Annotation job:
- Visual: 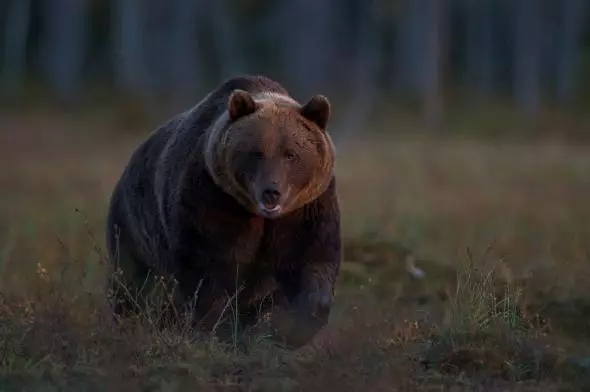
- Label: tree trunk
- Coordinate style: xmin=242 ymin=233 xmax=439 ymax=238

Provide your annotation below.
xmin=512 ymin=0 xmax=541 ymax=118
xmin=41 ymin=0 xmax=89 ymax=103
xmin=169 ymin=0 xmax=203 ymax=100
xmin=555 ymin=0 xmax=586 ymax=104
xmin=209 ymin=0 xmax=245 ymax=81
xmin=422 ymin=0 xmax=446 ymax=132
xmin=465 ymin=0 xmax=494 ymax=99
xmin=394 ymin=0 xmax=427 ymax=95
xmin=111 ymin=0 xmax=149 ymax=99
xmin=280 ymin=0 xmax=335 ymax=97
xmin=1 ymin=0 xmax=31 ymax=96
xmin=334 ymin=0 xmax=381 ymax=148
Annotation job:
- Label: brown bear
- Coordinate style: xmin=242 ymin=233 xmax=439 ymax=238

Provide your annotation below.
xmin=105 ymin=75 xmax=341 ymax=349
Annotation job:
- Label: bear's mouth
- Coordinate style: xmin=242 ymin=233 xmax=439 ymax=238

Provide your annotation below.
xmin=257 ymin=202 xmax=282 ymax=217
xmin=253 ymin=185 xmax=290 ymax=218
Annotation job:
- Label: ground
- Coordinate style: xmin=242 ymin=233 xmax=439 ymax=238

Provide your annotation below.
xmin=0 ymin=105 xmax=589 ymax=391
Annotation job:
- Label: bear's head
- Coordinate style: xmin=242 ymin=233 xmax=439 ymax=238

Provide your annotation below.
xmin=204 ymin=89 xmax=336 ymax=219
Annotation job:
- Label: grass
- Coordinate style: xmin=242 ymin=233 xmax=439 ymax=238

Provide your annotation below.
xmin=1 ymin=106 xmax=590 ymax=391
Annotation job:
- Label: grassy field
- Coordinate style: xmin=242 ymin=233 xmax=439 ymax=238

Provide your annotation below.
xmin=1 ymin=107 xmax=590 ymax=391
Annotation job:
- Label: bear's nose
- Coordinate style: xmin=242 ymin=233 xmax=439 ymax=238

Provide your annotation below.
xmin=261 ymin=188 xmax=281 ymax=206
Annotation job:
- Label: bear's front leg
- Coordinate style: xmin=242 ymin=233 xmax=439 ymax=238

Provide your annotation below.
xmin=272 ymin=260 xmax=339 ymax=349
xmin=272 ymin=189 xmax=342 ymax=349
xmin=271 ymin=265 xmax=340 ymax=350
xmin=295 ymin=263 xmax=338 ymax=321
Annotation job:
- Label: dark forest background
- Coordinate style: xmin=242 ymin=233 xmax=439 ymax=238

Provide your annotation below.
xmin=2 ymin=0 xmax=589 ymax=136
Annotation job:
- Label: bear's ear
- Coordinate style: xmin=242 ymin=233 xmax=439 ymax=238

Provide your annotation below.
xmin=301 ymin=95 xmax=331 ymax=130
xmin=228 ymin=89 xmax=257 ymax=121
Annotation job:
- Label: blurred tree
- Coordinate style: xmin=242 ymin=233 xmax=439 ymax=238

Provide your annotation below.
xmin=1 ymin=0 xmax=31 ymax=96
xmin=169 ymin=0 xmax=203 ymax=100
xmin=111 ymin=0 xmax=150 ymax=100
xmin=465 ymin=0 xmax=495 ymax=100
xmin=392 ymin=0 xmax=447 ymax=132
xmin=279 ymin=0 xmax=336 ymax=97
xmin=555 ymin=0 xmax=586 ymax=104
xmin=0 ymin=0 xmax=589 ymax=122
xmin=512 ymin=0 xmax=541 ymax=118
xmin=333 ymin=0 xmax=381 ymax=147
xmin=143 ymin=0 xmax=173 ymax=96
xmin=41 ymin=0 xmax=90 ymax=103
xmin=422 ymin=0 xmax=447 ymax=132
xmin=209 ymin=0 xmax=245 ymax=81
xmin=393 ymin=0 xmax=426 ymax=96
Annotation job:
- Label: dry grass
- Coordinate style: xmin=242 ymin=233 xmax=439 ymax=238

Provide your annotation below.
xmin=1 ymin=107 xmax=590 ymax=391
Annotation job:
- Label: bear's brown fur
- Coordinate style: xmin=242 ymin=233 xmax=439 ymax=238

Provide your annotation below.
xmin=105 ymin=75 xmax=341 ymax=348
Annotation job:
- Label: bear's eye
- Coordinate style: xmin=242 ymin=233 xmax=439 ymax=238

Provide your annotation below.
xmin=284 ymin=151 xmax=297 ymax=161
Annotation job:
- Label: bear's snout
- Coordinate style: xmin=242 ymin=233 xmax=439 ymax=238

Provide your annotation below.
xmin=255 ymin=183 xmax=288 ymax=218
xmin=261 ymin=187 xmax=281 ymax=207
xmin=257 ymin=187 xmax=282 ymax=217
